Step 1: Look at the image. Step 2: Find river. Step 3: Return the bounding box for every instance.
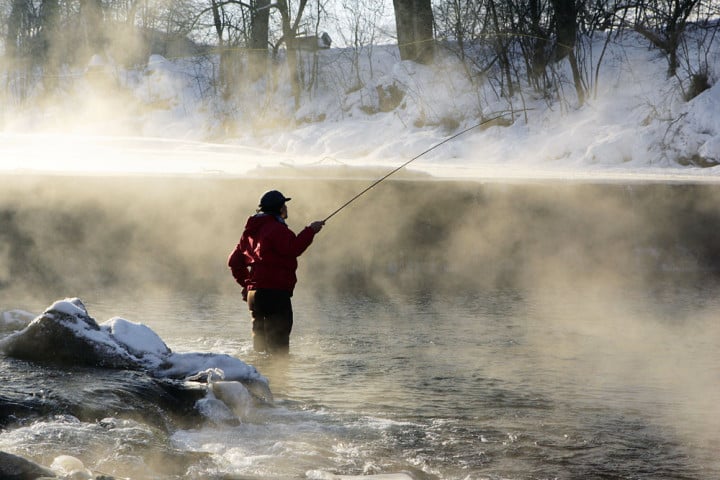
[1,175,719,479]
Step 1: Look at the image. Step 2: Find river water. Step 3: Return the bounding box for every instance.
[1,176,720,479]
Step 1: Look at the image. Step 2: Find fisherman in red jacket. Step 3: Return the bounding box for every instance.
[228,190,324,354]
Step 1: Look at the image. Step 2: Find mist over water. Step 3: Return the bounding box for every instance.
[1,173,720,478]
[2,174,720,301]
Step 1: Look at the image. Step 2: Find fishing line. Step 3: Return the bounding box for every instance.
[322,112,511,223]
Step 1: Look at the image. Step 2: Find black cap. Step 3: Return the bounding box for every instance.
[259,190,291,212]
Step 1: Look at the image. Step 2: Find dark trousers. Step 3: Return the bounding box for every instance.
[247,289,293,354]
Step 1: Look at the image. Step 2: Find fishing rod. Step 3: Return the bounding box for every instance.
[322,112,511,223]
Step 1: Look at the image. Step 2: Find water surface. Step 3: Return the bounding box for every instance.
[1,177,719,479]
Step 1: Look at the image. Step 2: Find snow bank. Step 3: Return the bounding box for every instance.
[1,30,719,180]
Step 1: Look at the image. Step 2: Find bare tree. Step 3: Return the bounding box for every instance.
[632,0,703,77]
[674,0,719,100]
[337,0,385,91]
[550,0,585,104]
[487,0,515,97]
[194,0,312,106]
[274,0,310,107]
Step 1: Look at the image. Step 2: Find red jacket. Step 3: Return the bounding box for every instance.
[228,214,316,294]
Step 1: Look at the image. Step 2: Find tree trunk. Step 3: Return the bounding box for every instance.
[392,0,434,64]
[487,0,513,97]
[251,0,270,51]
[528,0,547,83]
[210,0,232,97]
[414,0,434,64]
[550,0,584,105]
[568,50,585,105]
[632,0,700,77]
[551,0,575,61]
[276,0,309,109]
[249,0,270,80]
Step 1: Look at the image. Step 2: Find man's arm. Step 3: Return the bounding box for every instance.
[274,221,324,257]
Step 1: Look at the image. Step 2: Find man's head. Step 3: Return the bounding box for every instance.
[259,190,291,215]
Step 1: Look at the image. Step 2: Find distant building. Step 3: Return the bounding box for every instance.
[295,32,332,51]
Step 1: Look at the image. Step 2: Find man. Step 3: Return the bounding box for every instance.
[228,190,324,354]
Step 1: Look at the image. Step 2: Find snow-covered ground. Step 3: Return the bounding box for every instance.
[1,29,719,181]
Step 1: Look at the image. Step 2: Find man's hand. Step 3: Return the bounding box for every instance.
[242,287,248,302]
[309,220,325,233]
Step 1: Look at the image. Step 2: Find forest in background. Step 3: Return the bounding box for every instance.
[1,0,718,128]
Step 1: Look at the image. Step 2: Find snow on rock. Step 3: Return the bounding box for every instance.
[104,315,171,368]
[0,298,268,390]
[45,297,90,318]
[159,351,267,385]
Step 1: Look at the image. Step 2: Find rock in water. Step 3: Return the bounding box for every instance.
[0,451,57,479]
[0,298,140,369]
[0,297,271,427]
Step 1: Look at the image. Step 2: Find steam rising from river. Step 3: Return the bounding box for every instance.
[1,174,719,451]
[1,175,720,297]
